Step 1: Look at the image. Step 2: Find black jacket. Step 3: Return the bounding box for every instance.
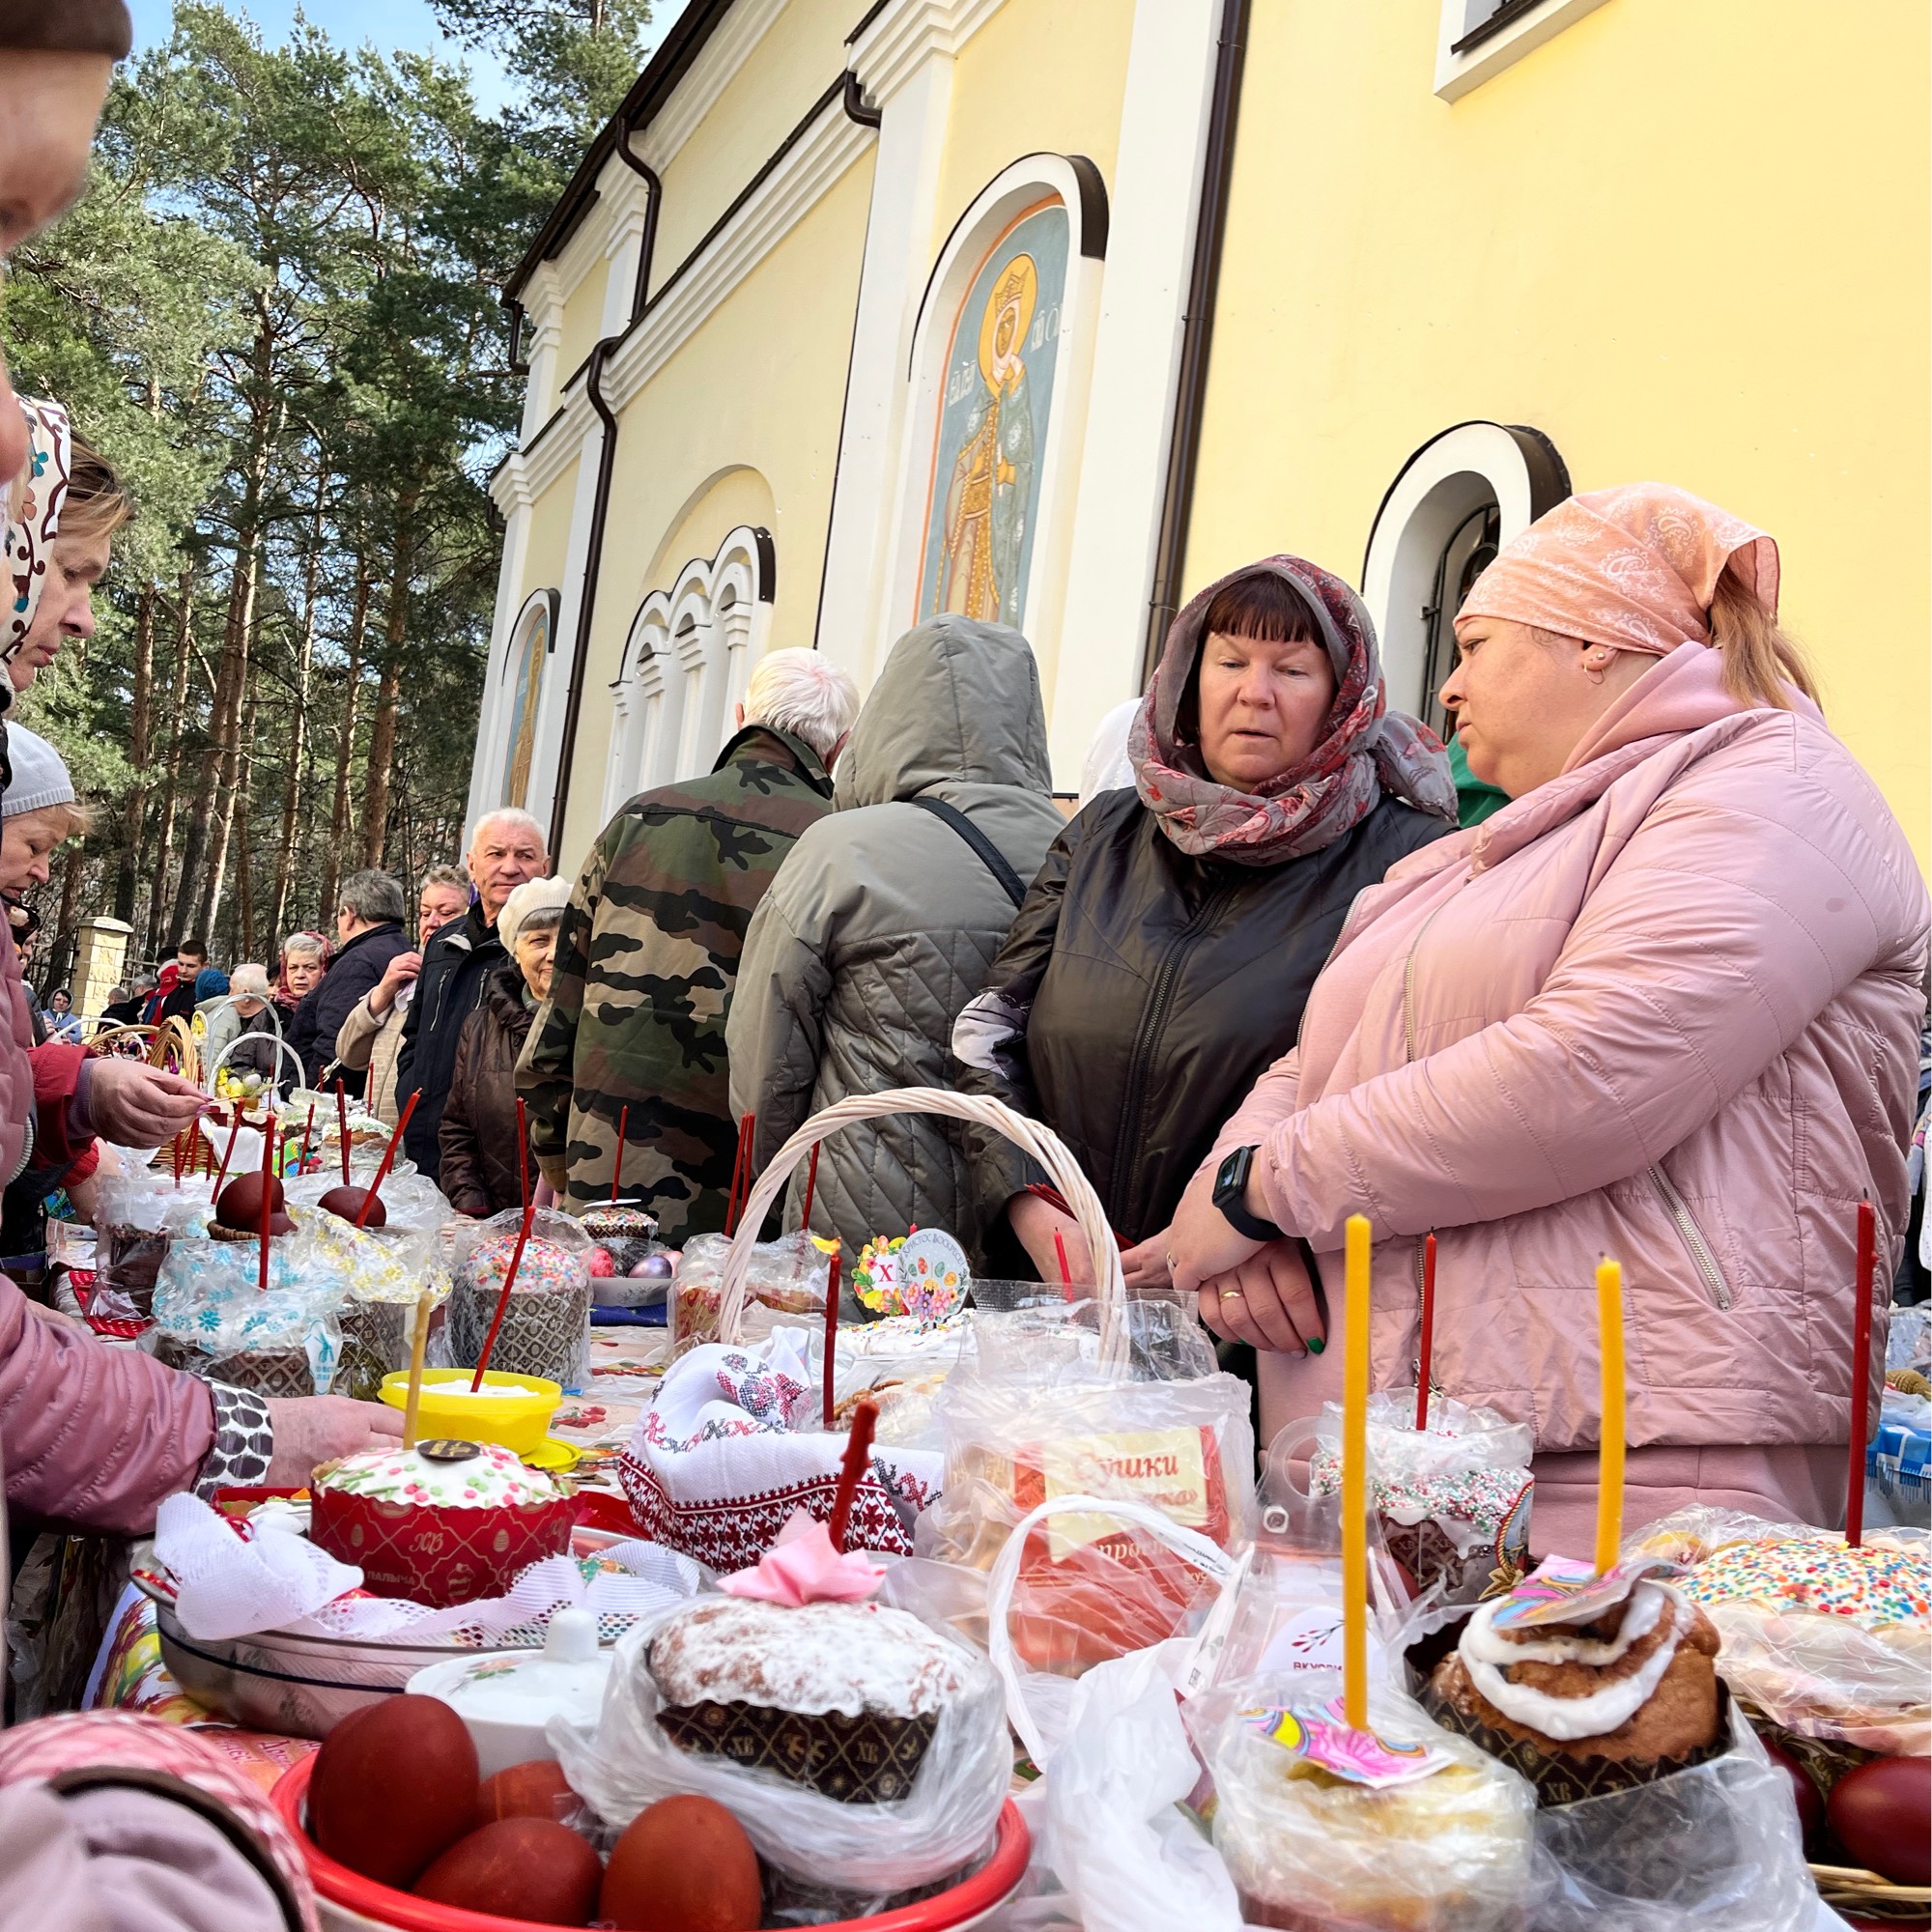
[439,964,538,1217]
[396,900,499,1185]
[290,921,409,1091]
[960,789,1454,1248]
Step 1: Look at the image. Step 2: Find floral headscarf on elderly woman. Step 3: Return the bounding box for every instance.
[0,399,72,794]
[1128,554,1456,865]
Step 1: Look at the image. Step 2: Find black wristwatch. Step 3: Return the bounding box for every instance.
[1212,1144,1281,1241]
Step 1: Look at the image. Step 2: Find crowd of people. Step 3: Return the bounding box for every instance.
[0,6,1925,1920]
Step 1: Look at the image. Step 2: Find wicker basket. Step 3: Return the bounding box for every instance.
[1807,1862,1930,1925]
[714,1086,1129,1369]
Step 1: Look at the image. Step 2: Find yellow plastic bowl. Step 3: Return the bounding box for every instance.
[378,1369,561,1456]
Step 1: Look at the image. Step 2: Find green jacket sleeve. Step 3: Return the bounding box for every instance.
[516,826,611,1167]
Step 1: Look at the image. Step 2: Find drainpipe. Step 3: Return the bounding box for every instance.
[546,122,661,864]
[1141,0,1251,685]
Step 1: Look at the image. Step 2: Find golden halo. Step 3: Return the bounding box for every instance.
[977,252,1038,390]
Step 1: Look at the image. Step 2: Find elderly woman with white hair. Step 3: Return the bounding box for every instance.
[440,876,571,1216]
[200,962,285,1086]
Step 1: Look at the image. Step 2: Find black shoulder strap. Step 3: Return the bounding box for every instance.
[909,795,1027,907]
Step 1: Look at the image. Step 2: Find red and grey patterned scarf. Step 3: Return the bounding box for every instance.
[1128,554,1455,866]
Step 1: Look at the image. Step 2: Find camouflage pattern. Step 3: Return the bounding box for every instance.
[517,724,834,1241]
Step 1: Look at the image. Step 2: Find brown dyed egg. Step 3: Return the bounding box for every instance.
[214,1171,285,1230]
[309,1694,478,1888]
[414,1817,602,1925]
[1761,1738,1822,1844]
[600,1795,760,1932]
[317,1183,385,1227]
[476,1758,578,1828]
[1828,1753,1931,1886]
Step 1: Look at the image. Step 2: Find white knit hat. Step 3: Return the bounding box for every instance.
[3,726,75,818]
[497,875,571,954]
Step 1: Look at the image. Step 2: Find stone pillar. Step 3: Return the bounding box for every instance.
[71,916,132,1020]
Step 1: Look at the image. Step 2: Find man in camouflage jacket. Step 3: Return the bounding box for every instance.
[518,655,853,1239]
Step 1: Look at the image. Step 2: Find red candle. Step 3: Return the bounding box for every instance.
[355,1089,416,1230]
[517,1095,529,1220]
[826,1398,878,1552]
[821,1247,842,1431]
[334,1079,351,1185]
[1415,1233,1438,1432]
[469,1196,537,1389]
[301,1101,317,1179]
[801,1144,820,1232]
[611,1104,628,1205]
[213,1104,244,1197]
[1847,1199,1877,1548]
[256,1105,273,1293]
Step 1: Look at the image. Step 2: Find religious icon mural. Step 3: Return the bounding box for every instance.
[502,590,554,810]
[918,197,1069,631]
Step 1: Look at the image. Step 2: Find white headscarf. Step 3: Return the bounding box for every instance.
[4,397,71,662]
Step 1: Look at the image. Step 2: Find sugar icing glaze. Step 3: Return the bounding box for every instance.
[1680,1537,1929,1629]
[1457,1581,1688,1741]
[649,1597,972,1719]
[313,1440,560,1508]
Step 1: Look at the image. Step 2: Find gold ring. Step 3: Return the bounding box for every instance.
[1220,1287,1244,1301]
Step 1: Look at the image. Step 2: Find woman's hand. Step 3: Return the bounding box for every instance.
[1120,1231,1174,1291]
[1007,1189,1093,1287]
[83,1060,210,1148]
[1164,1164,1264,1295]
[1197,1240,1324,1355]
[265,1396,403,1487]
[367,951,421,1016]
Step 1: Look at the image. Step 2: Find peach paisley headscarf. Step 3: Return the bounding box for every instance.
[1457,483,1780,657]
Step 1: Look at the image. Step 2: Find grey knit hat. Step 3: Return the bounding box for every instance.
[2,727,75,818]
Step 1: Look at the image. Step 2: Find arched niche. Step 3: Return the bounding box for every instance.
[496,587,558,810]
[1362,422,1570,733]
[604,525,775,815]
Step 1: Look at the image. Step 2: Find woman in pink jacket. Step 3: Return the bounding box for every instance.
[1166,484,1928,1552]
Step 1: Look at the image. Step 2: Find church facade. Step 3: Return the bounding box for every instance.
[469,0,1927,876]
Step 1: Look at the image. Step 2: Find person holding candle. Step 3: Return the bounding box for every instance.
[1166,484,1928,1552]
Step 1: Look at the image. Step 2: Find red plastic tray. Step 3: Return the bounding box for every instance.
[271,1754,1029,1931]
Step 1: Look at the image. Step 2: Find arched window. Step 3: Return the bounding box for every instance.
[604,526,774,810]
[1362,423,1570,730]
[500,588,557,810]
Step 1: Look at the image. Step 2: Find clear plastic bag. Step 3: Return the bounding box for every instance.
[1525,1702,1815,1931]
[148,1228,351,1393]
[1627,1506,1930,1753]
[1189,1667,1538,1931]
[670,1230,827,1357]
[550,1592,1011,1905]
[447,1208,592,1390]
[967,1290,1218,1382]
[1296,1391,1535,1611]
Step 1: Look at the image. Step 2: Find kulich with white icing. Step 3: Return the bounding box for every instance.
[312,1439,560,1510]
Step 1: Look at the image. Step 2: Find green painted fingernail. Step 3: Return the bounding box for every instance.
[1306,1336,1325,1354]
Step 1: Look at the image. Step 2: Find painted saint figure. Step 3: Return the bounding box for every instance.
[937,252,1037,627]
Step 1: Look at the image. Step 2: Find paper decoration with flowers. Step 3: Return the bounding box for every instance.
[853,1229,970,1321]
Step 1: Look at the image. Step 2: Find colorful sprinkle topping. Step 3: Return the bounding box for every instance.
[1680,1538,1930,1629]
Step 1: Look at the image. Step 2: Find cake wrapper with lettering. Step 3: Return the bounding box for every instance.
[309,1481,577,1608]
[150,1330,317,1399]
[655,1697,937,1804]
[1417,1672,1735,1808]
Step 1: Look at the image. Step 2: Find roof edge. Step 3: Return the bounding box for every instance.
[503,0,738,306]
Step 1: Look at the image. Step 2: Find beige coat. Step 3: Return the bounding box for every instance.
[333,982,412,1124]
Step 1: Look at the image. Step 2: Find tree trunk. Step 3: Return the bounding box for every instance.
[234,678,260,958]
[48,846,85,996]
[360,492,415,870]
[319,559,371,920]
[113,582,156,924]
[147,566,196,961]
[269,489,324,943]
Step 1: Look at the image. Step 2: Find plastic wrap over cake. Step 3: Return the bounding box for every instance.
[671,1230,828,1356]
[447,1208,592,1390]
[148,1230,351,1393]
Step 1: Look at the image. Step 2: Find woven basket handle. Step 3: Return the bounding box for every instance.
[714,1086,1127,1367]
[204,1027,305,1099]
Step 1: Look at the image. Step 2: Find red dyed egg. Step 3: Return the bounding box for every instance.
[414,1817,602,1925]
[309,1694,477,1888]
[215,1171,285,1229]
[586,1247,615,1278]
[600,1795,760,1932]
[476,1758,578,1828]
[317,1183,385,1228]
[1828,1753,1932,1886]
[1761,1738,1822,1844]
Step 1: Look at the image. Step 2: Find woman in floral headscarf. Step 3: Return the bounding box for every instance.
[1166,485,1928,1545]
[954,554,1456,1286]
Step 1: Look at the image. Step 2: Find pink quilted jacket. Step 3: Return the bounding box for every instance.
[1210,645,1929,1549]
[0,927,214,1537]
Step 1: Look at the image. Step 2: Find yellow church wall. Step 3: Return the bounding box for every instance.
[1188,0,1930,869]
[551,261,612,412]
[518,450,582,627]
[552,144,875,869]
[932,0,1134,248]
[648,0,857,278]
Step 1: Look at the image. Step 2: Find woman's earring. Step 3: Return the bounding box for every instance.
[1583,647,1612,686]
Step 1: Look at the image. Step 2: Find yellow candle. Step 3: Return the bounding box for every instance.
[1342,1212,1373,1729]
[1595,1257,1626,1575]
[402,1286,435,1450]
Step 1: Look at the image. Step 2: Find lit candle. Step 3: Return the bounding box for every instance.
[1342,1211,1372,1729]
[1595,1256,1626,1575]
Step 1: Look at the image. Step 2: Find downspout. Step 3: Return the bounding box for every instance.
[546,123,662,863]
[1141,0,1251,684]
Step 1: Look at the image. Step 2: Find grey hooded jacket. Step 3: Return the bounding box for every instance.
[726,616,1065,1271]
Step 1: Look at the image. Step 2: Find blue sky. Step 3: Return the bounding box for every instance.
[129,2,517,115]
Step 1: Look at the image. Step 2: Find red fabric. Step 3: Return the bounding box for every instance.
[0,1273,214,1534]
[0,920,35,1185]
[29,1038,88,1169]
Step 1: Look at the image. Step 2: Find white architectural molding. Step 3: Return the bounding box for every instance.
[1050,0,1219,784]
[603,525,776,812]
[466,519,540,838]
[869,152,1104,683]
[633,0,790,174]
[1434,0,1612,102]
[1361,420,1568,718]
[849,0,1007,104]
